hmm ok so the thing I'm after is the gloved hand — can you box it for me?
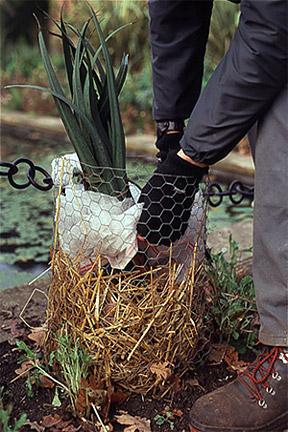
[155,120,184,163]
[137,151,208,246]
[156,132,182,163]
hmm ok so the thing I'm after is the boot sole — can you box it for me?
[190,410,288,432]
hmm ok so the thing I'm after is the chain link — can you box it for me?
[0,158,254,205]
[205,180,254,207]
[0,157,54,191]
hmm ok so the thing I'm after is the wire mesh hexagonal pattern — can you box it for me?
[47,153,209,396]
[51,153,207,275]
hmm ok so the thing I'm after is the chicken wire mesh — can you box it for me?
[47,153,210,396]
[51,153,208,276]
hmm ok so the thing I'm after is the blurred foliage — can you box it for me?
[0,0,49,66]
[65,0,149,71]
[1,43,65,115]
[208,236,258,354]
[120,61,154,134]
[207,1,240,70]
[1,0,239,130]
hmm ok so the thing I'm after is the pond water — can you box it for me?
[0,134,253,289]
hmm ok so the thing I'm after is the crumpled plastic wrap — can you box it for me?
[52,153,143,269]
[51,153,206,275]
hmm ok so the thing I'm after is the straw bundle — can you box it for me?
[47,249,207,396]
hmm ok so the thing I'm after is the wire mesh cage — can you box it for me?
[51,153,207,274]
[47,153,209,397]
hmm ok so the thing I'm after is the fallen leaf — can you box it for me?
[171,375,182,393]
[5,319,25,339]
[110,391,128,405]
[61,425,78,432]
[24,420,45,432]
[172,408,183,418]
[41,414,62,428]
[39,374,55,389]
[28,327,47,347]
[115,411,151,432]
[186,378,205,391]
[15,360,34,376]
[53,420,74,431]
[75,388,86,415]
[208,344,228,365]
[150,362,171,381]
[224,346,248,372]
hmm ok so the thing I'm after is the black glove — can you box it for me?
[137,151,208,246]
[155,120,184,163]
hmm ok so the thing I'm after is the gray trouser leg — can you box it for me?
[249,86,288,347]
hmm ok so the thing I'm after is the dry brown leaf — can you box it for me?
[111,391,128,405]
[75,388,86,416]
[55,421,72,429]
[54,420,74,431]
[186,378,205,391]
[14,360,34,376]
[208,344,228,365]
[5,319,25,339]
[61,425,78,432]
[186,378,199,387]
[115,411,151,432]
[39,374,55,389]
[172,408,183,418]
[41,414,62,428]
[224,346,248,372]
[150,361,171,381]
[24,420,45,432]
[79,421,97,432]
[28,327,47,347]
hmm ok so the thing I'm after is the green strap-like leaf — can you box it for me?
[99,53,129,119]
[88,4,126,170]
[60,12,74,97]
[66,22,105,95]
[37,30,99,171]
[84,52,112,159]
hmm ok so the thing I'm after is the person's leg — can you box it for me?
[148,0,213,121]
[189,87,288,432]
[253,85,288,346]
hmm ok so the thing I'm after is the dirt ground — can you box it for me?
[0,279,238,432]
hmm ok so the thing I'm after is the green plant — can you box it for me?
[68,0,149,70]
[208,236,258,353]
[121,61,152,112]
[15,337,90,413]
[207,1,240,69]
[154,407,180,431]
[0,406,27,432]
[54,333,92,408]
[15,340,70,395]
[7,4,132,197]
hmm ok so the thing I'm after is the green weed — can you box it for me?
[0,406,27,432]
[54,333,92,408]
[208,236,258,353]
[154,407,181,431]
[15,340,69,400]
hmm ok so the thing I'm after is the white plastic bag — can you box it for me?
[52,153,143,269]
[51,153,206,275]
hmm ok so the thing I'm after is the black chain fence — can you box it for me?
[0,157,53,191]
[0,157,254,206]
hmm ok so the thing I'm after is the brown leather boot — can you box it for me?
[190,347,288,432]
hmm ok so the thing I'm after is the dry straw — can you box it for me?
[46,165,208,396]
[46,245,207,396]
